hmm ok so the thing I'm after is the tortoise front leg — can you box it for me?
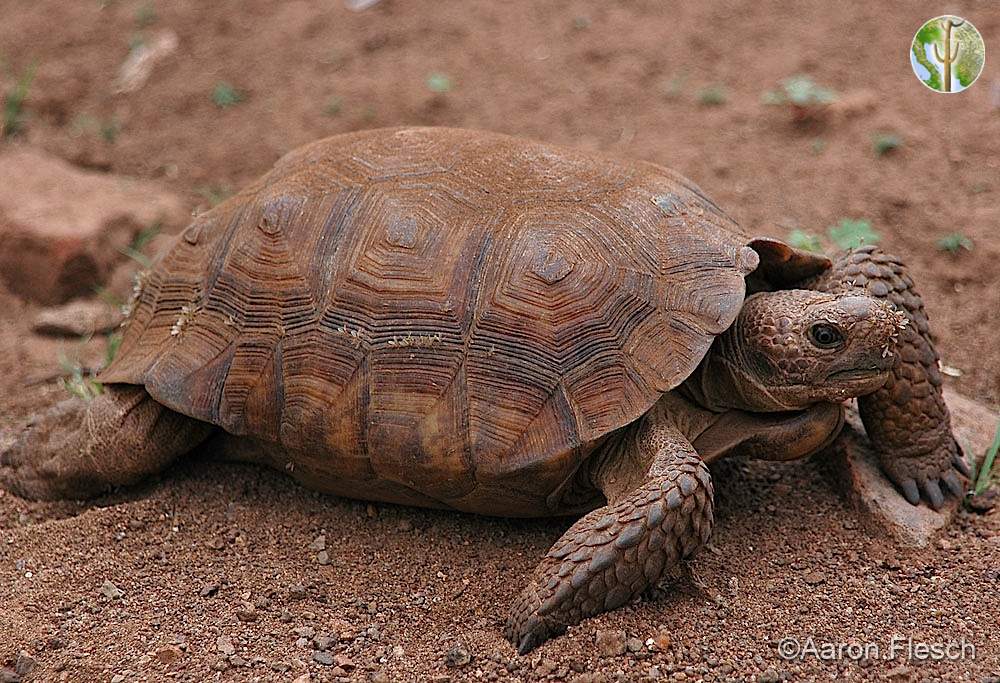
[504,414,713,654]
[802,245,967,508]
[1,385,213,500]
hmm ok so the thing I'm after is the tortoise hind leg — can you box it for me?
[505,414,713,654]
[0,385,213,500]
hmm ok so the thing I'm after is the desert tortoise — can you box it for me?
[1,127,966,652]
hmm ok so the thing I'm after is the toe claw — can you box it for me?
[942,471,965,498]
[900,478,920,506]
[952,453,972,477]
[922,479,944,510]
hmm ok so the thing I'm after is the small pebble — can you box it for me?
[444,644,471,668]
[100,581,124,600]
[216,636,236,656]
[595,629,627,657]
[313,651,335,666]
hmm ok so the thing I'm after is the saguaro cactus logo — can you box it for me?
[911,16,985,93]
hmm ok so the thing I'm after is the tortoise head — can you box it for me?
[692,289,907,412]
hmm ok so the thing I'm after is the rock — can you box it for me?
[216,636,236,656]
[289,583,308,600]
[100,580,124,600]
[830,390,999,548]
[595,629,627,657]
[32,300,123,337]
[155,645,183,665]
[13,653,35,677]
[444,644,471,668]
[292,675,311,683]
[317,550,330,565]
[313,651,334,666]
[313,635,334,651]
[199,583,220,598]
[535,659,557,676]
[113,30,179,94]
[235,603,258,622]
[333,654,355,670]
[0,147,187,304]
[0,668,21,683]
[802,571,825,585]
[757,669,781,683]
[626,637,643,653]
[292,626,315,639]
[308,534,326,551]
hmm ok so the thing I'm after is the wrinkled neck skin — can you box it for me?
[682,327,803,413]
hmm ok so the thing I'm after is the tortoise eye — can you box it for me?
[808,323,845,349]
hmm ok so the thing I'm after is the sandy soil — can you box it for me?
[0,1,998,681]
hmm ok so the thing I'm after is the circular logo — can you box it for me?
[910,16,985,92]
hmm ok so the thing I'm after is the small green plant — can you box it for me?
[212,81,244,108]
[117,220,161,267]
[872,133,902,156]
[197,184,232,207]
[104,332,123,367]
[100,118,122,143]
[94,286,125,309]
[1,61,37,138]
[426,72,452,94]
[787,229,824,254]
[323,96,343,116]
[58,350,103,401]
[697,85,727,106]
[827,219,880,250]
[936,232,974,254]
[135,2,157,27]
[763,75,837,122]
[969,422,1000,498]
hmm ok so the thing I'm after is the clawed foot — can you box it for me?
[880,438,969,510]
[504,580,568,655]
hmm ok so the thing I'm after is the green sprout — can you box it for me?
[58,350,103,401]
[212,81,245,108]
[135,2,157,27]
[116,220,162,268]
[936,232,974,254]
[697,85,727,106]
[763,75,837,107]
[872,133,902,156]
[426,72,452,94]
[1,61,37,138]
[827,219,880,251]
[787,229,824,254]
[969,423,1000,498]
[323,96,343,116]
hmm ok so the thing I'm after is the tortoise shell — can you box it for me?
[101,127,828,512]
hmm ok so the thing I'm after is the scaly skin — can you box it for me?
[803,245,968,508]
[0,385,212,500]
[505,415,713,654]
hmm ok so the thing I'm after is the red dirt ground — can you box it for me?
[1,1,998,681]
